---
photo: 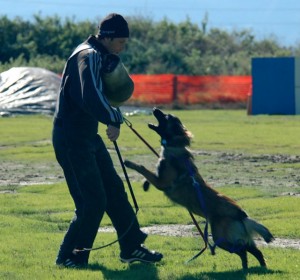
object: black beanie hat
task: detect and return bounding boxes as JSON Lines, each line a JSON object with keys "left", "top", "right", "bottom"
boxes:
{"left": 98, "top": 13, "right": 129, "bottom": 38}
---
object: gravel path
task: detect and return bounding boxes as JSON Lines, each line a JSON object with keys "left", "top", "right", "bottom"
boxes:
{"left": 98, "top": 224, "right": 300, "bottom": 250}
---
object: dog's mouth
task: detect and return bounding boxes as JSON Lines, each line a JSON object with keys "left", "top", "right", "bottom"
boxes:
{"left": 147, "top": 107, "right": 192, "bottom": 147}
{"left": 148, "top": 108, "right": 167, "bottom": 134}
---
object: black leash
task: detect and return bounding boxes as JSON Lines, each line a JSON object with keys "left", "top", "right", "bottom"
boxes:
{"left": 186, "top": 211, "right": 208, "bottom": 263}
{"left": 124, "top": 118, "right": 159, "bottom": 157}
{"left": 113, "top": 140, "right": 139, "bottom": 213}
{"left": 123, "top": 116, "right": 208, "bottom": 262}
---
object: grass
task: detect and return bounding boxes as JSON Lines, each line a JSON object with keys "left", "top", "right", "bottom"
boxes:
{"left": 1, "top": 110, "right": 300, "bottom": 161}
{"left": 0, "top": 109, "right": 300, "bottom": 279}
{"left": 1, "top": 183, "right": 300, "bottom": 279}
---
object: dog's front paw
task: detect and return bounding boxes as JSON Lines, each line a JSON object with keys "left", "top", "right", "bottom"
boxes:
{"left": 143, "top": 180, "right": 151, "bottom": 191}
{"left": 124, "top": 160, "right": 136, "bottom": 169}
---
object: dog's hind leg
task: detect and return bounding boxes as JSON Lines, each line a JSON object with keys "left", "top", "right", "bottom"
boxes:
{"left": 216, "top": 240, "right": 249, "bottom": 270}
{"left": 246, "top": 244, "right": 267, "bottom": 267}
{"left": 235, "top": 249, "right": 248, "bottom": 270}
{"left": 214, "top": 240, "right": 249, "bottom": 270}
{"left": 211, "top": 227, "right": 249, "bottom": 269}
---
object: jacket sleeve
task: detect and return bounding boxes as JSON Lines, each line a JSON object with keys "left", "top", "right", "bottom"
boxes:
{"left": 76, "top": 48, "right": 123, "bottom": 127}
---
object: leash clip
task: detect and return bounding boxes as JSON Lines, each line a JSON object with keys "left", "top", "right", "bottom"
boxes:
{"left": 123, "top": 117, "right": 132, "bottom": 128}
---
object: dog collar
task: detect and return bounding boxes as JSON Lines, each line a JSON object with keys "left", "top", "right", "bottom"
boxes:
{"left": 161, "top": 139, "right": 167, "bottom": 146}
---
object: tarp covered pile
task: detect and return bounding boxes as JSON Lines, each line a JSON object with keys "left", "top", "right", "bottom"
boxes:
{"left": 0, "top": 67, "right": 61, "bottom": 116}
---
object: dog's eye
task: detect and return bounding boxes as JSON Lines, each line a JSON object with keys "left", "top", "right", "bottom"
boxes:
{"left": 173, "top": 118, "right": 182, "bottom": 126}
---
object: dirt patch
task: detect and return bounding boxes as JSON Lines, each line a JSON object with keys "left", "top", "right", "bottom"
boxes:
{"left": 98, "top": 224, "right": 300, "bottom": 250}
{"left": 0, "top": 161, "right": 63, "bottom": 189}
{"left": 1, "top": 150, "right": 299, "bottom": 250}
{"left": 1, "top": 150, "right": 300, "bottom": 191}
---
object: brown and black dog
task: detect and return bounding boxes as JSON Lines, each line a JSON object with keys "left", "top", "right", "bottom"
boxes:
{"left": 124, "top": 108, "right": 274, "bottom": 270}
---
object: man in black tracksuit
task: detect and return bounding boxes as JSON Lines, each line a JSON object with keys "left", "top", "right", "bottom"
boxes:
{"left": 52, "top": 13, "right": 163, "bottom": 268}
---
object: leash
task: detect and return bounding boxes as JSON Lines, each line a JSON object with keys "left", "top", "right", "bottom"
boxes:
{"left": 124, "top": 118, "right": 159, "bottom": 157}
{"left": 184, "top": 161, "right": 216, "bottom": 261}
{"left": 123, "top": 116, "right": 209, "bottom": 262}
{"left": 113, "top": 140, "right": 139, "bottom": 213}
{"left": 75, "top": 140, "right": 139, "bottom": 252}
{"left": 186, "top": 211, "right": 208, "bottom": 262}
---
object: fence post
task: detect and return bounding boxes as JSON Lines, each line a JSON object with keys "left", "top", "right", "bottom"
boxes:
{"left": 172, "top": 75, "right": 178, "bottom": 104}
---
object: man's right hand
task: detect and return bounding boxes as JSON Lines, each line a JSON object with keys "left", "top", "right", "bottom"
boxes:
{"left": 106, "top": 125, "right": 120, "bottom": 141}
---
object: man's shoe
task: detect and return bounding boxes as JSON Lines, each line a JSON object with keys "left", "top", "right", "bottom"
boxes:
{"left": 56, "top": 253, "right": 88, "bottom": 269}
{"left": 61, "top": 258, "right": 87, "bottom": 269}
{"left": 120, "top": 244, "right": 163, "bottom": 264}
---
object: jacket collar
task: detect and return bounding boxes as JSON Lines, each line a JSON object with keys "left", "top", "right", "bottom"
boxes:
{"left": 86, "top": 35, "right": 109, "bottom": 55}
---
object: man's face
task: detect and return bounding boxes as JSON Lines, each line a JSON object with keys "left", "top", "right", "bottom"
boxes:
{"left": 104, "top": 37, "right": 128, "bottom": 54}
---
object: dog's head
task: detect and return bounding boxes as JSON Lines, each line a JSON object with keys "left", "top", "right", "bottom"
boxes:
{"left": 148, "top": 108, "right": 193, "bottom": 147}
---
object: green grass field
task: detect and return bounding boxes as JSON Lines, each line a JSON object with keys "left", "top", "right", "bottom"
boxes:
{"left": 0, "top": 109, "right": 300, "bottom": 279}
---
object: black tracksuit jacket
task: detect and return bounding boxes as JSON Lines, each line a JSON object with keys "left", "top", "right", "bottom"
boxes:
{"left": 54, "top": 35, "right": 123, "bottom": 131}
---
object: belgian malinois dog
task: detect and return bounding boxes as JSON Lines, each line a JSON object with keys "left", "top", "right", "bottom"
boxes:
{"left": 124, "top": 108, "right": 274, "bottom": 270}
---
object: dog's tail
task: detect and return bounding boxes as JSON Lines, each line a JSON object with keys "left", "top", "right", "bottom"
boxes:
{"left": 243, "top": 218, "right": 274, "bottom": 243}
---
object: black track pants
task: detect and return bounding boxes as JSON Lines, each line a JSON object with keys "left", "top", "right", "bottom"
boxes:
{"left": 52, "top": 125, "right": 147, "bottom": 261}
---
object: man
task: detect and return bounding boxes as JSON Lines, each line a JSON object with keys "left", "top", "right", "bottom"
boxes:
{"left": 52, "top": 13, "right": 163, "bottom": 268}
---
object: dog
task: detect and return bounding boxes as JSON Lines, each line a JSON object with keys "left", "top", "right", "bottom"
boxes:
{"left": 124, "top": 108, "right": 274, "bottom": 270}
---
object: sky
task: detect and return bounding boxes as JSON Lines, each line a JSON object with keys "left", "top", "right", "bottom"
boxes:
{"left": 1, "top": 0, "right": 300, "bottom": 47}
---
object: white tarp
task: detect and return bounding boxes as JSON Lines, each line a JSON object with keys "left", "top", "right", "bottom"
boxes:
{"left": 0, "top": 67, "right": 61, "bottom": 115}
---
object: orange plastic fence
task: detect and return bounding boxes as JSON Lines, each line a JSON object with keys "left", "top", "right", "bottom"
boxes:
{"left": 130, "top": 74, "right": 252, "bottom": 104}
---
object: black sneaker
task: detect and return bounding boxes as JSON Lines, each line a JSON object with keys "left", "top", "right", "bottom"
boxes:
{"left": 61, "top": 258, "right": 87, "bottom": 269}
{"left": 56, "top": 253, "right": 88, "bottom": 269}
{"left": 120, "top": 244, "right": 163, "bottom": 264}
{"left": 55, "top": 257, "right": 66, "bottom": 266}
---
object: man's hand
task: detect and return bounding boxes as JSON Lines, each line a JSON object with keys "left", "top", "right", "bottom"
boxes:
{"left": 106, "top": 125, "right": 120, "bottom": 141}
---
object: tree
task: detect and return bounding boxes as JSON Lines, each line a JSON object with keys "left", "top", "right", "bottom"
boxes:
{"left": 0, "top": 14, "right": 296, "bottom": 74}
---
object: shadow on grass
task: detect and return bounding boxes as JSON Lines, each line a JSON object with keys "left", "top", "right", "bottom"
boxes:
{"left": 77, "top": 262, "right": 284, "bottom": 280}
{"left": 179, "top": 267, "right": 284, "bottom": 280}
{"left": 88, "top": 262, "right": 159, "bottom": 279}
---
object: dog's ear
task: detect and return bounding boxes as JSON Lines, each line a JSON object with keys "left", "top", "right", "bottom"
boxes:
{"left": 169, "top": 129, "right": 193, "bottom": 147}
{"left": 185, "top": 129, "right": 194, "bottom": 139}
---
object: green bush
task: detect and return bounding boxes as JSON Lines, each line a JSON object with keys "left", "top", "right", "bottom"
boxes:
{"left": 1, "top": 14, "right": 299, "bottom": 75}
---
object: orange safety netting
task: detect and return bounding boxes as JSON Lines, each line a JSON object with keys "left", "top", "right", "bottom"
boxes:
{"left": 130, "top": 74, "right": 252, "bottom": 104}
